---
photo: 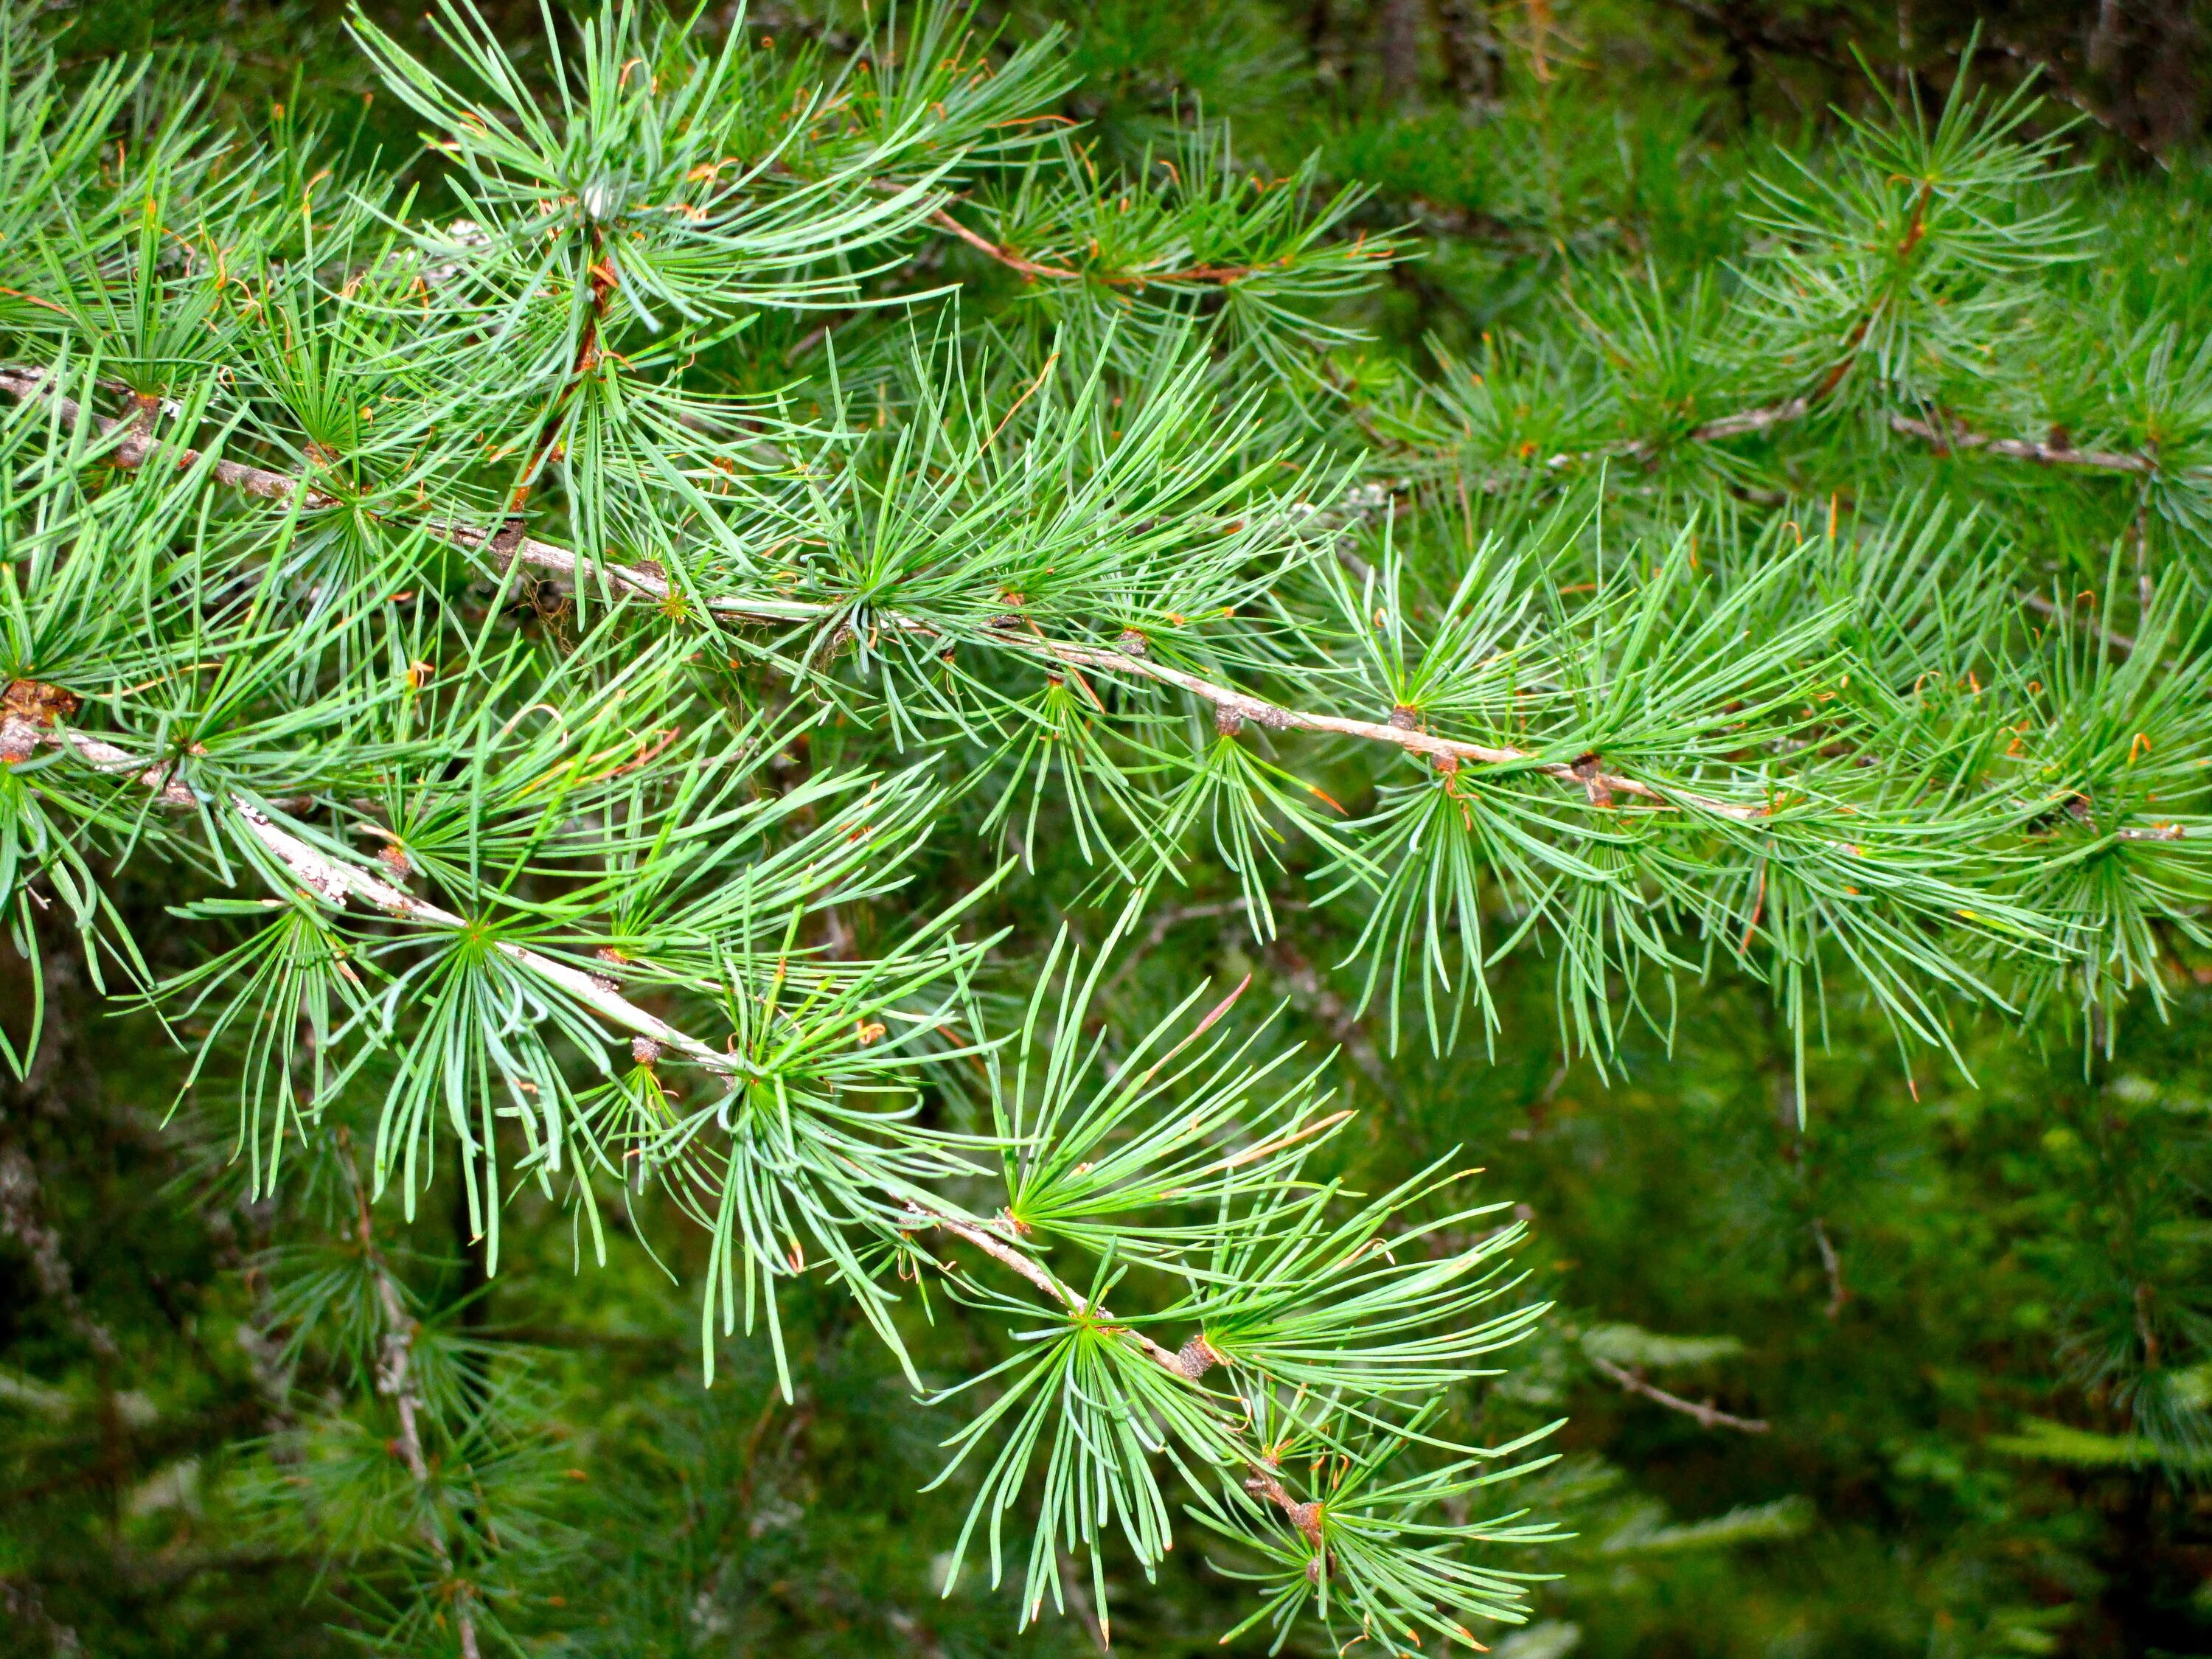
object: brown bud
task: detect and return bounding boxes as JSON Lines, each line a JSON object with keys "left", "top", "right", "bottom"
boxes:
{"left": 1114, "top": 629, "right": 1147, "bottom": 656}
{"left": 375, "top": 842, "right": 413, "bottom": 882}
{"left": 3, "top": 679, "right": 82, "bottom": 727}
{"left": 1174, "top": 1334, "right": 1220, "bottom": 1380}
{"left": 1214, "top": 704, "right": 1245, "bottom": 738}
{"left": 1388, "top": 703, "right": 1419, "bottom": 731}
{"left": 1571, "top": 751, "right": 1615, "bottom": 809}
{"left": 631, "top": 1036, "right": 663, "bottom": 1067}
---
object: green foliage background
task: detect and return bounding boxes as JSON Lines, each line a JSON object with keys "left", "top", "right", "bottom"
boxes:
{"left": 4, "top": 1, "right": 2211, "bottom": 1656}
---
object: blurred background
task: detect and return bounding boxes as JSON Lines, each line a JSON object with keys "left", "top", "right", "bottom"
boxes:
{"left": 4, "top": 1, "right": 2211, "bottom": 1655}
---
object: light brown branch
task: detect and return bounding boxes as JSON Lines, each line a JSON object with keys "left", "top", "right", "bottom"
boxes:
{"left": 907, "top": 1203, "right": 1197, "bottom": 1379}
{"left": 908, "top": 1203, "right": 1325, "bottom": 1540}
{"left": 1533, "top": 361, "right": 2155, "bottom": 479}
{"left": 928, "top": 209, "right": 1081, "bottom": 282}
{"left": 1888, "top": 412, "right": 2153, "bottom": 476}
{"left": 1032, "top": 636, "right": 1770, "bottom": 821}
{"left": 6, "top": 719, "right": 762, "bottom": 1081}
{"left": 1589, "top": 1354, "right": 1769, "bottom": 1433}
{"left": 0, "top": 366, "right": 335, "bottom": 507}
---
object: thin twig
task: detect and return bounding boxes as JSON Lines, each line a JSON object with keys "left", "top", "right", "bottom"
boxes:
{"left": 1576, "top": 396, "right": 2156, "bottom": 477}
{"left": 0, "top": 365, "right": 335, "bottom": 507}
{"left": 1810, "top": 1219, "right": 1848, "bottom": 1320}
{"left": 1588, "top": 1354, "right": 1769, "bottom": 1433}
{"left": 907, "top": 1203, "right": 1197, "bottom": 1379}
{"left": 1040, "top": 636, "right": 1770, "bottom": 821}
{"left": 928, "top": 209, "right": 1081, "bottom": 282}
{"left": 339, "top": 1135, "right": 481, "bottom": 1659}
{"left": 4, "top": 720, "right": 765, "bottom": 1079}
{"left": 928, "top": 209, "right": 1258, "bottom": 288}
{"left": 1888, "top": 411, "right": 2153, "bottom": 475}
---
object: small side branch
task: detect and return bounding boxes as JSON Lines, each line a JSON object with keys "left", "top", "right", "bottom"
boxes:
{"left": 1589, "top": 1354, "right": 1770, "bottom": 1433}
{"left": 7, "top": 723, "right": 759, "bottom": 1082}
{"left": 341, "top": 1144, "right": 481, "bottom": 1659}
{"left": 1544, "top": 394, "right": 2157, "bottom": 478}
{"left": 907, "top": 1203, "right": 1202, "bottom": 1381}
{"left": 928, "top": 209, "right": 1082, "bottom": 282}
{"left": 1888, "top": 412, "right": 2153, "bottom": 476}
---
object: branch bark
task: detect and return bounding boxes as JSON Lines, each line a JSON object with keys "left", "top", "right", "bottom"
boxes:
{"left": 928, "top": 209, "right": 1260, "bottom": 288}
{"left": 1887, "top": 411, "right": 2154, "bottom": 475}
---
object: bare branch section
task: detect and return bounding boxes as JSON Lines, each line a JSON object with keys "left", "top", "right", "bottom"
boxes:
{"left": 1588, "top": 1354, "right": 1770, "bottom": 1434}
{"left": 1535, "top": 394, "right": 2158, "bottom": 476}
{"left": 1886, "top": 413, "right": 2154, "bottom": 475}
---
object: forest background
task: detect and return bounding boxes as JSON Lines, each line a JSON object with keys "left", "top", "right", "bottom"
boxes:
{"left": 3, "top": 1, "right": 2210, "bottom": 1656}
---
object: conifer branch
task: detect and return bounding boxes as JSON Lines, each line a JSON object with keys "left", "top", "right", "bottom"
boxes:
{"left": 7, "top": 699, "right": 1315, "bottom": 1531}
{"left": 2, "top": 717, "right": 762, "bottom": 1077}
{"left": 905, "top": 1202, "right": 1324, "bottom": 1537}
{"left": 0, "top": 364, "right": 1771, "bottom": 821}
{"left": 1532, "top": 394, "right": 2159, "bottom": 477}
{"left": 13, "top": 682, "right": 1336, "bottom": 1553}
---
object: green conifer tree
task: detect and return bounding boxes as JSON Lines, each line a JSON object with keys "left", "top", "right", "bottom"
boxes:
{"left": 0, "top": 1, "right": 2206, "bottom": 1653}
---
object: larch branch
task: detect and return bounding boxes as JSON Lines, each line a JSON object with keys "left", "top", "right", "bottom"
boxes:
{"left": 0, "top": 362, "right": 1773, "bottom": 822}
